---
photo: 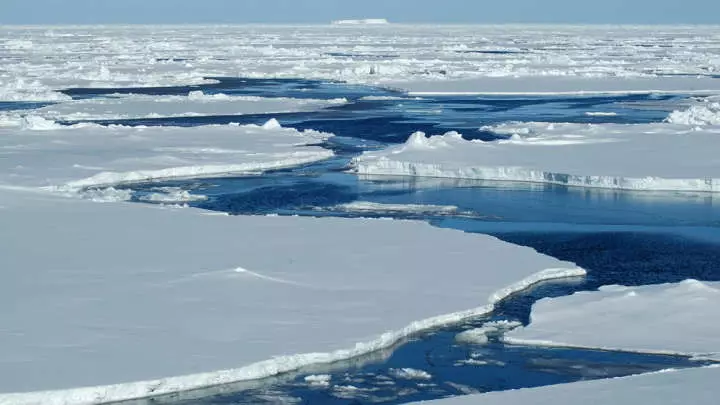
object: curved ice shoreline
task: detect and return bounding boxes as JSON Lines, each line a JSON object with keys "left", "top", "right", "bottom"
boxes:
{"left": 353, "top": 158, "right": 720, "bottom": 193}
{"left": 0, "top": 268, "right": 585, "bottom": 405}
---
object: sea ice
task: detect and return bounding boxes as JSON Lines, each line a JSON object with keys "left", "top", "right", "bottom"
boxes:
{"left": 327, "top": 201, "right": 460, "bottom": 215}
{"left": 0, "top": 187, "right": 583, "bottom": 404}
{"left": 352, "top": 122, "right": 720, "bottom": 192}
{"left": 0, "top": 120, "right": 334, "bottom": 190}
{"left": 666, "top": 99, "right": 720, "bottom": 126}
{"left": 504, "top": 280, "right": 720, "bottom": 359}
{"left": 388, "top": 368, "right": 432, "bottom": 381}
{"left": 455, "top": 321, "right": 522, "bottom": 345}
{"left": 413, "top": 366, "right": 720, "bottom": 405}
{"left": 3, "top": 25, "right": 720, "bottom": 99}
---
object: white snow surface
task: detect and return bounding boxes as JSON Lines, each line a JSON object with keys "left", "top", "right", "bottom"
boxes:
{"left": 352, "top": 123, "right": 720, "bottom": 192}
{"left": 505, "top": 280, "right": 720, "bottom": 359}
{"left": 0, "top": 120, "right": 333, "bottom": 190}
{"left": 2, "top": 25, "right": 720, "bottom": 100}
{"left": 414, "top": 366, "right": 720, "bottom": 405}
{"left": 0, "top": 187, "right": 583, "bottom": 404}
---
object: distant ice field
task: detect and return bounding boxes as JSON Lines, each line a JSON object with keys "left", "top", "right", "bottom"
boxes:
{"left": 3, "top": 25, "right": 720, "bottom": 102}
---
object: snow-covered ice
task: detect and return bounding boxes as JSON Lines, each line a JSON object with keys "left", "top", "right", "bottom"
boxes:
{"left": 0, "top": 120, "right": 333, "bottom": 190}
{"left": 0, "top": 187, "right": 583, "bottom": 404}
{"left": 504, "top": 280, "right": 720, "bottom": 359}
{"left": 413, "top": 365, "right": 720, "bottom": 405}
{"left": 352, "top": 119, "right": 720, "bottom": 192}
{"left": 3, "top": 25, "right": 720, "bottom": 101}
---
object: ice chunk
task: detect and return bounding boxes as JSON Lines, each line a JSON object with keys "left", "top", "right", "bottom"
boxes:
{"left": 455, "top": 321, "right": 523, "bottom": 344}
{"left": 389, "top": 368, "right": 432, "bottom": 380}
{"left": 666, "top": 102, "right": 720, "bottom": 126}
{"left": 304, "top": 375, "right": 332, "bottom": 387}
{"left": 329, "top": 201, "right": 459, "bottom": 215}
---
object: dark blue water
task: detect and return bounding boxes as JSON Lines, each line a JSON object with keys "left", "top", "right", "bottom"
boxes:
{"left": 61, "top": 77, "right": 396, "bottom": 101}
{"left": 58, "top": 78, "right": 676, "bottom": 143}
{"left": 0, "top": 101, "right": 54, "bottom": 111}
{"left": 57, "top": 78, "right": 720, "bottom": 404}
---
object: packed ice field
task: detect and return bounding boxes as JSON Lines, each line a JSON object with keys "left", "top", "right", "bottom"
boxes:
{"left": 1, "top": 24, "right": 720, "bottom": 404}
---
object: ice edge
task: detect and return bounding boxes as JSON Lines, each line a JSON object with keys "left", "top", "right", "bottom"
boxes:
{"left": 0, "top": 267, "right": 585, "bottom": 405}
{"left": 352, "top": 158, "right": 720, "bottom": 193}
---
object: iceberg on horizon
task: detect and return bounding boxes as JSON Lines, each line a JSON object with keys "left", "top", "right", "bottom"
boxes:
{"left": 332, "top": 18, "right": 389, "bottom": 25}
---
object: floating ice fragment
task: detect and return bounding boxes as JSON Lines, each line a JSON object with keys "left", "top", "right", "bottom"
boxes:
{"left": 389, "top": 368, "right": 432, "bottom": 380}
{"left": 455, "top": 321, "right": 523, "bottom": 344}
{"left": 304, "top": 374, "right": 331, "bottom": 387}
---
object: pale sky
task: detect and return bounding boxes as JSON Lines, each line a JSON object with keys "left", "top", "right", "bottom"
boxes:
{"left": 2, "top": 0, "right": 720, "bottom": 24}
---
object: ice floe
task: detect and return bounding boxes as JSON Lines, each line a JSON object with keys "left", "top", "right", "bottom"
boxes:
{"left": 0, "top": 120, "right": 334, "bottom": 190}
{"left": 352, "top": 122, "right": 720, "bottom": 192}
{"left": 327, "top": 201, "right": 460, "bottom": 215}
{"left": 0, "top": 187, "right": 583, "bottom": 404}
{"left": 3, "top": 25, "right": 720, "bottom": 99}
{"left": 415, "top": 365, "right": 720, "bottom": 405}
{"left": 504, "top": 280, "right": 720, "bottom": 360}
